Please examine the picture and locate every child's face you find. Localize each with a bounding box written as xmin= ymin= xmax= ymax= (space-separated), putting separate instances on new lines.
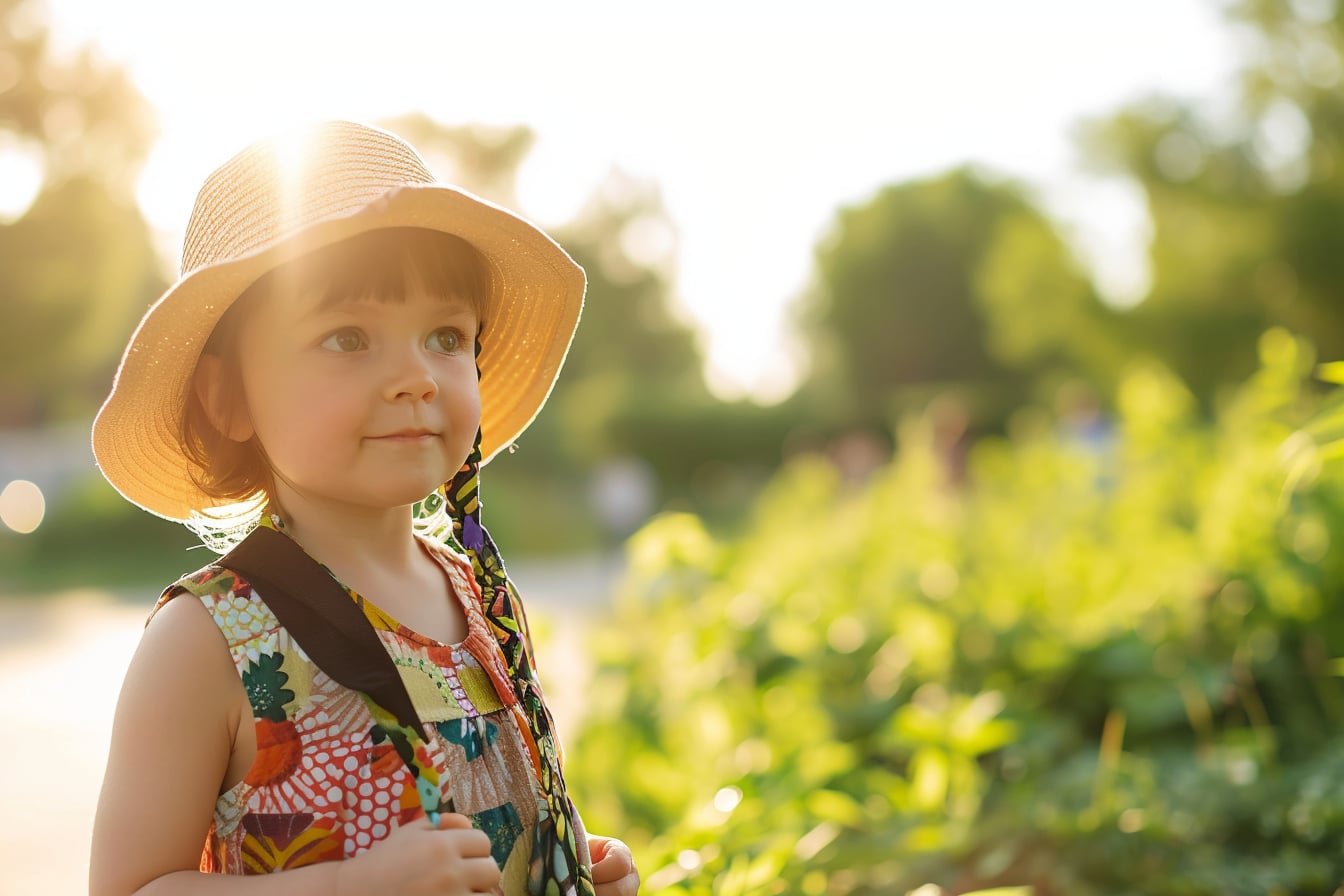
xmin=228 ymin=282 xmax=482 ymax=517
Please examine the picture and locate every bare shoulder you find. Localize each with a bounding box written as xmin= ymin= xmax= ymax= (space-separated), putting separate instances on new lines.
xmin=147 ymin=584 xmax=228 ymax=637
xmin=107 ymin=590 xmax=237 ymax=728
xmin=135 ymin=589 xmax=244 ymax=700
xmin=90 ymin=589 xmax=242 ymax=895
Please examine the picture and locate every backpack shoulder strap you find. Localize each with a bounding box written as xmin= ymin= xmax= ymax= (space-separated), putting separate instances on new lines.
xmin=220 ymin=525 xmax=423 ymax=734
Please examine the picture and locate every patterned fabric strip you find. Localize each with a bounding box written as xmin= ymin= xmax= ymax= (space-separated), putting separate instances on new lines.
xmin=442 ymin=341 xmax=595 ymax=896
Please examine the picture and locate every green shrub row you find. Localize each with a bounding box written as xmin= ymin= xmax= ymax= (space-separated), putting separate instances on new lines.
xmin=567 ymin=330 xmax=1344 ymax=896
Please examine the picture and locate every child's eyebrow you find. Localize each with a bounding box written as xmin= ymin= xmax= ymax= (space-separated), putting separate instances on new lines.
xmin=309 ymin=290 xmax=478 ymax=315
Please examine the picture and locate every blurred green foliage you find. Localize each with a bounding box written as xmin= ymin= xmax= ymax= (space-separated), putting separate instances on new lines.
xmin=568 ymin=333 xmax=1344 ymax=896
xmin=0 ymin=0 xmax=163 ymax=423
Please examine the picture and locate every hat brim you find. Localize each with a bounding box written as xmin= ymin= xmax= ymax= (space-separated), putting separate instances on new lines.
xmin=92 ymin=183 xmax=584 ymax=523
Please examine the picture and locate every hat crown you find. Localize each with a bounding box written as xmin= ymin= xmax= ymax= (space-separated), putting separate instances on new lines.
xmin=180 ymin=121 xmax=435 ymax=276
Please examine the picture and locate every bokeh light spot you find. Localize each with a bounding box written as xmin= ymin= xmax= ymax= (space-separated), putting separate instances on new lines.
xmin=712 ymin=785 xmax=743 ymax=814
xmin=919 ymin=561 xmax=959 ymax=600
xmin=0 ymin=479 xmax=46 ymax=533
xmin=826 ymin=615 xmax=866 ymax=653
xmin=1118 ymin=808 xmax=1145 ymax=833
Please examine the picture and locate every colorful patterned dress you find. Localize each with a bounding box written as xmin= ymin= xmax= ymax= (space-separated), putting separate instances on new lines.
xmin=154 ymin=535 xmax=589 ymax=892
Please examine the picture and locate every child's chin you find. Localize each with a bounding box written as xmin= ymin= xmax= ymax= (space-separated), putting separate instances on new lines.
xmin=382 ymin=481 xmax=454 ymax=508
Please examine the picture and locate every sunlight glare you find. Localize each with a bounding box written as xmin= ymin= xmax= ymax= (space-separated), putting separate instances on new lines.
xmin=516 ymin=134 xmax=607 ymax=227
xmin=270 ymin=123 xmax=327 ymax=223
xmin=1038 ymin=175 xmax=1153 ymax=309
xmin=704 ymin=330 xmax=806 ymax=406
xmin=619 ymin=214 xmax=676 ymax=272
xmin=0 ymin=137 xmax=43 ymax=222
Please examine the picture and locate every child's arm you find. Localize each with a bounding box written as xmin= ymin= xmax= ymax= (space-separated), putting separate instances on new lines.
xmin=89 ymin=594 xmax=500 ymax=896
xmin=90 ymin=593 xmax=245 ymax=894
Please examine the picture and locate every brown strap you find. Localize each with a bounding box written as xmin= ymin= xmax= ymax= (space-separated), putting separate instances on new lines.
xmin=220 ymin=526 xmax=423 ymax=734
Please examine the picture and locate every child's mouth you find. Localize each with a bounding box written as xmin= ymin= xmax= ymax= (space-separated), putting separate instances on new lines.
xmin=370 ymin=429 xmax=438 ymax=442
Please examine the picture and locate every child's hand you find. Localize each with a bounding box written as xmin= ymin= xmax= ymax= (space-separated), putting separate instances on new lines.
xmin=338 ymin=812 xmax=501 ymax=896
xmin=589 ymin=836 xmax=640 ymax=896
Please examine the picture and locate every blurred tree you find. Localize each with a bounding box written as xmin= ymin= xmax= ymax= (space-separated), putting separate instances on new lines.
xmin=1235 ymin=0 xmax=1344 ymax=357
xmin=0 ymin=0 xmax=153 ymax=193
xmin=0 ymin=0 xmax=162 ymax=424
xmin=975 ymin=205 xmax=1132 ymax=391
xmin=377 ymin=112 xmax=534 ymax=209
xmin=1076 ymin=0 xmax=1344 ymax=405
xmin=797 ymin=168 xmax=1118 ymax=432
xmin=0 ymin=177 xmax=163 ymax=419
xmin=551 ymin=172 xmax=708 ymax=458
xmin=1080 ymin=103 xmax=1293 ymax=403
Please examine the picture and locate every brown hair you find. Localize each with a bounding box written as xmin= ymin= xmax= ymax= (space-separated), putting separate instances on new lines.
xmin=179 ymin=227 xmax=492 ymax=506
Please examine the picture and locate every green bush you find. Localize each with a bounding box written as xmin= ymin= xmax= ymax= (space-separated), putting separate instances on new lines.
xmin=567 ymin=330 xmax=1344 ymax=896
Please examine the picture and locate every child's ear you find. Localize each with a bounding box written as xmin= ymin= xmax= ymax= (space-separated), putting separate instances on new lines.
xmin=194 ymin=353 xmax=254 ymax=442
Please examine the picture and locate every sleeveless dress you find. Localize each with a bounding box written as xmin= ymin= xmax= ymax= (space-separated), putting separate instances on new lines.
xmin=153 ymin=535 xmax=589 ymax=892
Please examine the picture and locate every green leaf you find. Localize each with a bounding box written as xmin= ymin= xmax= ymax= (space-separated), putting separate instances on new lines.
xmin=1304 ymin=399 xmax=1344 ymax=439
xmin=1316 ymin=361 xmax=1344 ymax=385
xmin=804 ymin=790 xmax=864 ymax=825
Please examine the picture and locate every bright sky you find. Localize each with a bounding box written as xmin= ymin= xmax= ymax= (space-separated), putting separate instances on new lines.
xmin=38 ymin=0 xmax=1240 ymax=402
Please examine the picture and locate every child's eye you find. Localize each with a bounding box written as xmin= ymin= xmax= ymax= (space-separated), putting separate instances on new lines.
xmin=319 ymin=328 xmax=366 ymax=352
xmin=427 ymin=328 xmax=465 ymax=354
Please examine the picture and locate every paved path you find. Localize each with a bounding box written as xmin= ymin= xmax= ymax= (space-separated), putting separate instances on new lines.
xmin=0 ymin=553 xmax=621 ymax=895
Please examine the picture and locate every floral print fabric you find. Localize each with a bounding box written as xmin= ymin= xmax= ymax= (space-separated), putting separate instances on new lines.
xmin=155 ymin=537 xmax=585 ymax=892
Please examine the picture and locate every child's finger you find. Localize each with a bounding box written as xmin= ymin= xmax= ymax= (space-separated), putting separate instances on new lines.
xmin=591 ymin=839 xmax=635 ymax=884
xmin=435 ymin=813 xmax=494 ymax=860
xmin=436 ymin=812 xmax=475 ymax=830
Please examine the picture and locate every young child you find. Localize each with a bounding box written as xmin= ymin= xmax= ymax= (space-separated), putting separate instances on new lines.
xmin=89 ymin=120 xmax=639 ymax=896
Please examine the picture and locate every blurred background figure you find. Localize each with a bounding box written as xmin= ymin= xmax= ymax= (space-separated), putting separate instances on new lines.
xmin=590 ymin=456 xmax=658 ymax=539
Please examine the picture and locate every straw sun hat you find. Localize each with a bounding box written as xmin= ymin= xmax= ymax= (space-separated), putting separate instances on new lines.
xmin=92 ymin=120 xmax=585 ymax=524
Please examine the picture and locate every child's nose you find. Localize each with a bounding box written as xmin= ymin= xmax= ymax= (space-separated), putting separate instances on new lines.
xmin=385 ymin=351 xmax=439 ymax=403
